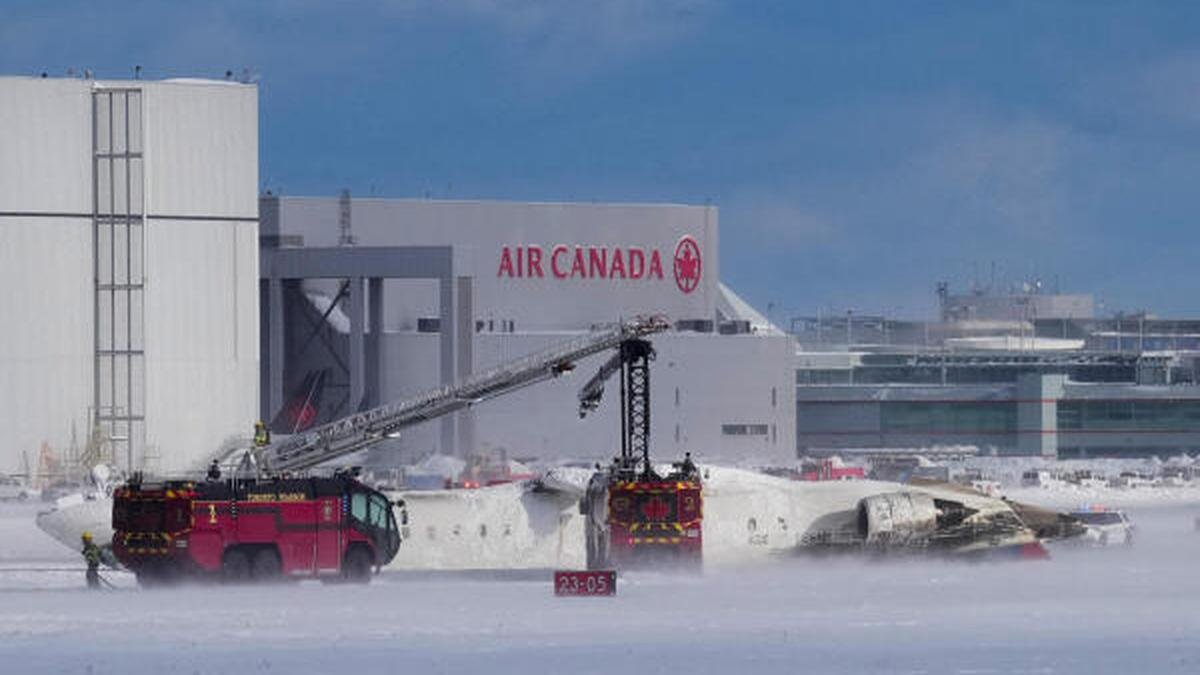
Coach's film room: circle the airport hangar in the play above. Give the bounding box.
[259,196,796,468]
[0,74,794,477]
[0,75,259,477]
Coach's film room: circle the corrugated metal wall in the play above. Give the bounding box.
[139,81,259,473]
[0,77,259,476]
[0,79,94,475]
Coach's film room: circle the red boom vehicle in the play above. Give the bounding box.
[588,474,702,569]
[112,473,402,585]
[579,339,704,570]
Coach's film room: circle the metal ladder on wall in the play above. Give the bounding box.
[92,86,146,473]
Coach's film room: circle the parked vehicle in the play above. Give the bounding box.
[40,481,86,503]
[1067,470,1108,489]
[1021,470,1067,489]
[112,473,403,584]
[1108,472,1157,489]
[0,475,35,501]
[1069,506,1135,546]
[969,479,1002,497]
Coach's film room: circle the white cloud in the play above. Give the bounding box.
[901,114,1070,241]
[724,192,841,248]
[378,0,721,87]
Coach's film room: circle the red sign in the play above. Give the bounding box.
[673,235,701,294]
[496,238,702,295]
[554,570,616,596]
[640,496,670,521]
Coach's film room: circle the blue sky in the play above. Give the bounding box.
[6,1,1200,320]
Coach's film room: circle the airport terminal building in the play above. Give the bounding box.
[793,289,1200,459]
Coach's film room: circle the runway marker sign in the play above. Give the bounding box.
[554,570,616,596]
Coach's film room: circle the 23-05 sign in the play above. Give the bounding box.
[554,570,616,596]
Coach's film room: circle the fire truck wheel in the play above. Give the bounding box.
[135,565,168,588]
[343,546,373,583]
[222,549,251,582]
[252,548,282,581]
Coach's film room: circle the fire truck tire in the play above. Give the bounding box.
[135,564,171,588]
[343,546,373,583]
[222,549,251,582]
[252,548,282,581]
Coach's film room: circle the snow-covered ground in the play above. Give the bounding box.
[3,500,1200,673]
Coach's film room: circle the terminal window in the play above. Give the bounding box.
[722,424,769,436]
[1058,399,1200,431]
[881,401,1017,434]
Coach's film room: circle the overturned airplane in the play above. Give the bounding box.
[35,319,1083,569]
[384,464,1084,570]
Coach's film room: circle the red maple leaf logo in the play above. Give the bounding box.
[640,496,671,521]
[673,236,702,294]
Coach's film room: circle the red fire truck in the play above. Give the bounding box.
[588,473,703,569]
[579,339,704,570]
[112,473,402,585]
[799,458,866,482]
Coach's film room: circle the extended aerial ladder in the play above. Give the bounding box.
[250,316,671,474]
[578,338,658,481]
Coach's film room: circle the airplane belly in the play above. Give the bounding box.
[387,483,586,570]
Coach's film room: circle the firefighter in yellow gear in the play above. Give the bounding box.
[81,531,101,589]
[254,420,271,448]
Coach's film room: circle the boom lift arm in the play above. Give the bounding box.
[253,316,670,473]
[577,338,658,482]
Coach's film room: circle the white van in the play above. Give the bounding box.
[0,475,34,501]
[1070,507,1135,546]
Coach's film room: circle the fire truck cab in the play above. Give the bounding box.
[112,473,402,585]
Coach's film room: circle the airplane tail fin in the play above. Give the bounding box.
[270,369,328,434]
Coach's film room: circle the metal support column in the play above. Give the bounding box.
[439,274,456,454]
[348,277,365,412]
[264,277,285,420]
[455,276,475,457]
[367,277,384,408]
